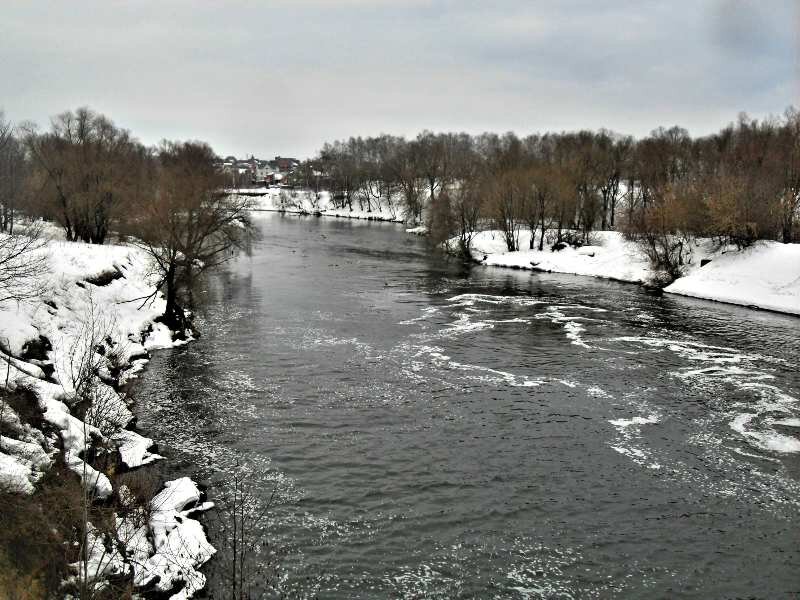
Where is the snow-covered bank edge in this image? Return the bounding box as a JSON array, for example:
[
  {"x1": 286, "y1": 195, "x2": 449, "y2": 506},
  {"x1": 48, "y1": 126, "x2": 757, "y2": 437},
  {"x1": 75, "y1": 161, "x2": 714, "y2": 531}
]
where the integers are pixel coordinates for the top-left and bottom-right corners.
[
  {"x1": 253, "y1": 205, "x2": 405, "y2": 223},
  {"x1": 233, "y1": 187, "x2": 410, "y2": 223},
  {"x1": 0, "y1": 232, "x2": 215, "y2": 598},
  {"x1": 456, "y1": 230, "x2": 800, "y2": 317}
]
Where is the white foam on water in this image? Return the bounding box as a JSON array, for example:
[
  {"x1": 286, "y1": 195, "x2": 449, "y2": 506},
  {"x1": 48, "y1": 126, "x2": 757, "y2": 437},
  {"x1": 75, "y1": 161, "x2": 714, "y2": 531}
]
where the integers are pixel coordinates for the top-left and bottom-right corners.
[
  {"x1": 682, "y1": 428, "x2": 800, "y2": 514},
  {"x1": 557, "y1": 379, "x2": 579, "y2": 388},
  {"x1": 613, "y1": 336, "x2": 758, "y2": 363},
  {"x1": 563, "y1": 321, "x2": 589, "y2": 348},
  {"x1": 426, "y1": 349, "x2": 545, "y2": 388},
  {"x1": 730, "y1": 413, "x2": 800, "y2": 454},
  {"x1": 611, "y1": 445, "x2": 647, "y2": 459},
  {"x1": 409, "y1": 293, "x2": 612, "y2": 352},
  {"x1": 551, "y1": 303, "x2": 608, "y2": 313},
  {"x1": 398, "y1": 305, "x2": 440, "y2": 325},
  {"x1": 501, "y1": 537, "x2": 668, "y2": 599},
  {"x1": 609, "y1": 415, "x2": 660, "y2": 429},
  {"x1": 485, "y1": 317, "x2": 531, "y2": 324},
  {"x1": 607, "y1": 413, "x2": 661, "y2": 469},
  {"x1": 677, "y1": 365, "x2": 776, "y2": 381},
  {"x1": 445, "y1": 313, "x2": 496, "y2": 336},
  {"x1": 586, "y1": 386, "x2": 611, "y2": 398},
  {"x1": 731, "y1": 446, "x2": 782, "y2": 464},
  {"x1": 615, "y1": 335, "x2": 800, "y2": 458},
  {"x1": 445, "y1": 293, "x2": 545, "y2": 309},
  {"x1": 532, "y1": 306, "x2": 608, "y2": 349}
]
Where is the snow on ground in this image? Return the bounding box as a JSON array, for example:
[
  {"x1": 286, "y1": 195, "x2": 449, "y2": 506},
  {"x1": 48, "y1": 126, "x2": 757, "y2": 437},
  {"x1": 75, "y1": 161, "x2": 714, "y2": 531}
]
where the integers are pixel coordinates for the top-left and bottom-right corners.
[
  {"x1": 0, "y1": 228, "x2": 211, "y2": 597},
  {"x1": 233, "y1": 187, "x2": 411, "y2": 223},
  {"x1": 135, "y1": 478, "x2": 216, "y2": 599},
  {"x1": 68, "y1": 478, "x2": 214, "y2": 597},
  {"x1": 0, "y1": 234, "x2": 178, "y2": 494},
  {"x1": 112, "y1": 429, "x2": 165, "y2": 468},
  {"x1": 664, "y1": 240, "x2": 800, "y2": 315},
  {"x1": 464, "y1": 230, "x2": 800, "y2": 316},
  {"x1": 468, "y1": 230, "x2": 651, "y2": 283},
  {"x1": 70, "y1": 522, "x2": 129, "y2": 592}
]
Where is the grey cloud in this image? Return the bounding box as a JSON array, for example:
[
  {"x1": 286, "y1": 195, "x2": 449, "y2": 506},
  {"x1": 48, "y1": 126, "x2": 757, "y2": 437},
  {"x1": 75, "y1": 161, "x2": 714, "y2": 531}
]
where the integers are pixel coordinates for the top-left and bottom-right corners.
[{"x1": 0, "y1": 0, "x2": 796, "y2": 157}]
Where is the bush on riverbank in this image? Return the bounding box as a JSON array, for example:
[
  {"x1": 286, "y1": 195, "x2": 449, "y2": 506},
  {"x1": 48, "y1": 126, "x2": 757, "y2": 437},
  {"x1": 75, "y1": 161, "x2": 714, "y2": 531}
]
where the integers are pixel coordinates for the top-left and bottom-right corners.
[{"x1": 0, "y1": 230, "x2": 216, "y2": 597}]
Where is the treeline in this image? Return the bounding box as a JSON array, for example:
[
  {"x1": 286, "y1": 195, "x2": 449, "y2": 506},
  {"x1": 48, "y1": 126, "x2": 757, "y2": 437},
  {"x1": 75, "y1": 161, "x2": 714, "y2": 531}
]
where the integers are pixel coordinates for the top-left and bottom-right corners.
[
  {"x1": 305, "y1": 110, "x2": 800, "y2": 279},
  {"x1": 0, "y1": 107, "x2": 253, "y2": 328}
]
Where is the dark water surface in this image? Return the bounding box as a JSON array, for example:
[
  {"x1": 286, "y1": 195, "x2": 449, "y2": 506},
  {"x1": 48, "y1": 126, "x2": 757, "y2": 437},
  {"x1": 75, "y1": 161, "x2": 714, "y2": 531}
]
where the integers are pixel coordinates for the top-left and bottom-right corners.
[{"x1": 136, "y1": 213, "x2": 800, "y2": 599}]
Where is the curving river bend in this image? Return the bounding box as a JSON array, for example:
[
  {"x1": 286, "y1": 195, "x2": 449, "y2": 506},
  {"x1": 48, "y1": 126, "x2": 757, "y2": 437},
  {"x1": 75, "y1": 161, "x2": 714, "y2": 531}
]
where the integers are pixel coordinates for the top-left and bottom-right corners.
[{"x1": 136, "y1": 213, "x2": 800, "y2": 599}]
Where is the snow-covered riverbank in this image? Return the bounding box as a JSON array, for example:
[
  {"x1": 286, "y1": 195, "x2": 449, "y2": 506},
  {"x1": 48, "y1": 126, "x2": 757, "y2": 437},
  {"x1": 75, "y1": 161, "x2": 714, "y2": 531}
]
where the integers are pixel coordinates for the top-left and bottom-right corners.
[
  {"x1": 463, "y1": 230, "x2": 800, "y2": 316},
  {"x1": 0, "y1": 232, "x2": 214, "y2": 597},
  {"x1": 232, "y1": 187, "x2": 410, "y2": 223}
]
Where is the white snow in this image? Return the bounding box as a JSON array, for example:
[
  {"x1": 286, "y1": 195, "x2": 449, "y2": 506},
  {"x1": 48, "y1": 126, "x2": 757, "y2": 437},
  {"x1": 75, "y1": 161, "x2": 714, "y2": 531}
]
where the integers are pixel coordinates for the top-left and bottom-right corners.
[
  {"x1": 236, "y1": 187, "x2": 411, "y2": 223},
  {"x1": 0, "y1": 232, "x2": 191, "y2": 496},
  {"x1": 0, "y1": 229, "x2": 211, "y2": 598},
  {"x1": 0, "y1": 450, "x2": 39, "y2": 494},
  {"x1": 468, "y1": 230, "x2": 651, "y2": 283},
  {"x1": 463, "y1": 230, "x2": 800, "y2": 316},
  {"x1": 136, "y1": 478, "x2": 216, "y2": 599},
  {"x1": 663, "y1": 240, "x2": 800, "y2": 315},
  {"x1": 112, "y1": 429, "x2": 164, "y2": 469},
  {"x1": 71, "y1": 522, "x2": 129, "y2": 591}
]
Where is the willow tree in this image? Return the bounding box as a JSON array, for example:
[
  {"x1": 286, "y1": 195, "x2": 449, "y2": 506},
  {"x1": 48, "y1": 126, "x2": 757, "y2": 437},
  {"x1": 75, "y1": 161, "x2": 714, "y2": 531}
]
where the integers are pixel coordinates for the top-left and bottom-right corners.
[
  {"x1": 134, "y1": 141, "x2": 254, "y2": 330},
  {"x1": 23, "y1": 108, "x2": 145, "y2": 244},
  {"x1": 0, "y1": 111, "x2": 27, "y2": 233}
]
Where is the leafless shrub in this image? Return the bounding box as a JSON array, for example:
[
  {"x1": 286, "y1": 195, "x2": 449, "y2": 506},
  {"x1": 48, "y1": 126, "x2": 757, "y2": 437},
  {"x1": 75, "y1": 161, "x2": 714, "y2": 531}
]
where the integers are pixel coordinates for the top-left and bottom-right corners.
[
  {"x1": 64, "y1": 296, "x2": 129, "y2": 440},
  {"x1": 0, "y1": 222, "x2": 47, "y2": 304},
  {"x1": 0, "y1": 455, "x2": 84, "y2": 599},
  {"x1": 208, "y1": 466, "x2": 281, "y2": 600}
]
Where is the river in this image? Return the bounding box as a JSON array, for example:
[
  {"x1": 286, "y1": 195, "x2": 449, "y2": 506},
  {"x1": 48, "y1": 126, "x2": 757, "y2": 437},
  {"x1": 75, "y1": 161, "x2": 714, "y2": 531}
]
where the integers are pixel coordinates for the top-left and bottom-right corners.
[{"x1": 135, "y1": 212, "x2": 800, "y2": 599}]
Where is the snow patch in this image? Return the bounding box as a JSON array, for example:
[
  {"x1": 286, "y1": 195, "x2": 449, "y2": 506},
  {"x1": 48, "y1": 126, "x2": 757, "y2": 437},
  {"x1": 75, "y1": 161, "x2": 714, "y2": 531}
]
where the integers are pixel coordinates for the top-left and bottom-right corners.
[
  {"x1": 464, "y1": 230, "x2": 800, "y2": 316},
  {"x1": 135, "y1": 478, "x2": 216, "y2": 598}
]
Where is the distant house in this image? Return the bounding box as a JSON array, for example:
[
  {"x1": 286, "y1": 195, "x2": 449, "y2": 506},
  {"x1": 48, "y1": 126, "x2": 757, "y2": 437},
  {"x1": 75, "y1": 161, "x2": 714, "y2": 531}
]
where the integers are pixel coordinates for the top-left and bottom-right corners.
[
  {"x1": 217, "y1": 153, "x2": 298, "y2": 187},
  {"x1": 273, "y1": 156, "x2": 299, "y2": 173},
  {"x1": 254, "y1": 160, "x2": 273, "y2": 182}
]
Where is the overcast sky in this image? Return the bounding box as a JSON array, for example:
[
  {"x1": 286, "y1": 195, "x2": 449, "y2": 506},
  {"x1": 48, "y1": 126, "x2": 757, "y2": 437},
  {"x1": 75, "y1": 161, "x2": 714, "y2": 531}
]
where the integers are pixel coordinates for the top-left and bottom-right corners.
[{"x1": 2, "y1": 0, "x2": 797, "y2": 158}]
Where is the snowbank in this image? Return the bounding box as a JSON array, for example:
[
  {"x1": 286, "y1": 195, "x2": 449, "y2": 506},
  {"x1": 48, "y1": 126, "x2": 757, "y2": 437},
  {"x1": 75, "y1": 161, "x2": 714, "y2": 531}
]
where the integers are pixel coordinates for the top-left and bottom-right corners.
[
  {"x1": 234, "y1": 187, "x2": 410, "y2": 223},
  {"x1": 0, "y1": 235, "x2": 179, "y2": 495},
  {"x1": 664, "y1": 241, "x2": 800, "y2": 315},
  {"x1": 464, "y1": 230, "x2": 800, "y2": 316},
  {"x1": 134, "y1": 478, "x2": 215, "y2": 599},
  {"x1": 468, "y1": 230, "x2": 651, "y2": 283},
  {"x1": 0, "y1": 230, "x2": 211, "y2": 598}
]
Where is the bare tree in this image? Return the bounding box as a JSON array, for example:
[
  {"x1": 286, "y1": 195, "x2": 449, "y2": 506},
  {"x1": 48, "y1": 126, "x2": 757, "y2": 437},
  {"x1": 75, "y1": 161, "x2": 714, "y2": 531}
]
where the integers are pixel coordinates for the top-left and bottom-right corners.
[
  {"x1": 486, "y1": 169, "x2": 525, "y2": 252},
  {"x1": 207, "y1": 465, "x2": 281, "y2": 600},
  {"x1": 777, "y1": 108, "x2": 800, "y2": 242},
  {"x1": 23, "y1": 107, "x2": 148, "y2": 244},
  {"x1": 0, "y1": 222, "x2": 47, "y2": 304},
  {"x1": 131, "y1": 141, "x2": 255, "y2": 330},
  {"x1": 0, "y1": 112, "x2": 27, "y2": 234}
]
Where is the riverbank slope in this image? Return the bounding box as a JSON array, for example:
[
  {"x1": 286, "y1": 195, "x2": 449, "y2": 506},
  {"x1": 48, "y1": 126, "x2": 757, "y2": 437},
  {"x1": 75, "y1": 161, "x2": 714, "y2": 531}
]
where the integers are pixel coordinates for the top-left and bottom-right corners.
[
  {"x1": 0, "y1": 230, "x2": 214, "y2": 597},
  {"x1": 232, "y1": 187, "x2": 410, "y2": 222},
  {"x1": 464, "y1": 230, "x2": 800, "y2": 315}
]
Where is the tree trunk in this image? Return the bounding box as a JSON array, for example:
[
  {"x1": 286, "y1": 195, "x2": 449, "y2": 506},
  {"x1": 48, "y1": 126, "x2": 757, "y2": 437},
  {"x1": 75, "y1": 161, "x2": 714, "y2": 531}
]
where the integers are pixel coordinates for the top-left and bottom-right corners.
[
  {"x1": 164, "y1": 262, "x2": 183, "y2": 331},
  {"x1": 601, "y1": 190, "x2": 609, "y2": 230}
]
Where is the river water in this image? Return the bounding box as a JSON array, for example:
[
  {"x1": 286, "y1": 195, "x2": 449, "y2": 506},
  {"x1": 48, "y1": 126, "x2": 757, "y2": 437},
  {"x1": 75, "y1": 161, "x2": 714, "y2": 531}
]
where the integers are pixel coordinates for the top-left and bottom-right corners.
[{"x1": 135, "y1": 212, "x2": 800, "y2": 599}]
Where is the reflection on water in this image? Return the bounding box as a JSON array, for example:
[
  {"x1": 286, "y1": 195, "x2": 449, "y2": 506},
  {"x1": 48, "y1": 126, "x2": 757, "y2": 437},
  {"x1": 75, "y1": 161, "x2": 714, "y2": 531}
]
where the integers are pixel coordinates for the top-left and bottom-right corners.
[{"x1": 135, "y1": 213, "x2": 800, "y2": 599}]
